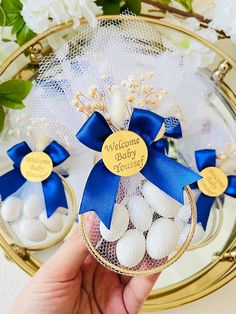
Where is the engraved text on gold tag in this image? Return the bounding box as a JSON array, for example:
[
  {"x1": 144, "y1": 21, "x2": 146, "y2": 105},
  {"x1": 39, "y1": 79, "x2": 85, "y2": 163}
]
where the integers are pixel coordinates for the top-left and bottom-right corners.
[
  {"x1": 102, "y1": 130, "x2": 148, "y2": 177},
  {"x1": 20, "y1": 152, "x2": 53, "y2": 182},
  {"x1": 197, "y1": 167, "x2": 228, "y2": 197}
]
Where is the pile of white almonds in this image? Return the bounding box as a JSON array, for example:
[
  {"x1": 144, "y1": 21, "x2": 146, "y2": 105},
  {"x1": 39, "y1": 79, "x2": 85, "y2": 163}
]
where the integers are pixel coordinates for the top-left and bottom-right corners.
[
  {"x1": 1, "y1": 195, "x2": 64, "y2": 243},
  {"x1": 99, "y1": 181, "x2": 205, "y2": 268}
]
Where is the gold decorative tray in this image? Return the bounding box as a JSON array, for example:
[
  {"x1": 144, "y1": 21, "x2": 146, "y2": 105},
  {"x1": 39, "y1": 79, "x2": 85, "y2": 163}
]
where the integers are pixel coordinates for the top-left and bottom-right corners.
[{"x1": 0, "y1": 16, "x2": 235, "y2": 312}]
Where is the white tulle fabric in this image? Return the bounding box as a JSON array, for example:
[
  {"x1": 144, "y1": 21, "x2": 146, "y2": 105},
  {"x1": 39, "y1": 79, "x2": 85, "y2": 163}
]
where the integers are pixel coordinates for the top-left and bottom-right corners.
[{"x1": 24, "y1": 14, "x2": 187, "y2": 154}]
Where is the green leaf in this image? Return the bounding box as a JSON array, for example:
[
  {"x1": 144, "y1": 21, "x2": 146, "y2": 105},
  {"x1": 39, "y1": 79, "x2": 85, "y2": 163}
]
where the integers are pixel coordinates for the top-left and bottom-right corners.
[
  {"x1": 0, "y1": 106, "x2": 5, "y2": 133},
  {"x1": 1, "y1": 0, "x2": 22, "y2": 12},
  {"x1": 102, "y1": 2, "x2": 121, "y2": 14},
  {"x1": 11, "y1": 16, "x2": 24, "y2": 34},
  {"x1": 0, "y1": 96, "x2": 25, "y2": 109},
  {"x1": 0, "y1": 5, "x2": 7, "y2": 25},
  {"x1": 175, "y1": 0, "x2": 193, "y2": 12},
  {"x1": 16, "y1": 24, "x2": 36, "y2": 45},
  {"x1": 125, "y1": 0, "x2": 141, "y2": 14},
  {"x1": 0, "y1": 80, "x2": 33, "y2": 100},
  {"x1": 0, "y1": 0, "x2": 22, "y2": 26}
]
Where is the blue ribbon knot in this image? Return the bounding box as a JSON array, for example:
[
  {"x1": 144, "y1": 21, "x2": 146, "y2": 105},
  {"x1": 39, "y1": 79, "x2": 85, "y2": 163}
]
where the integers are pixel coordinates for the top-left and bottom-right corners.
[
  {"x1": 77, "y1": 108, "x2": 201, "y2": 229},
  {"x1": 191, "y1": 149, "x2": 236, "y2": 230},
  {"x1": 0, "y1": 141, "x2": 70, "y2": 218}
]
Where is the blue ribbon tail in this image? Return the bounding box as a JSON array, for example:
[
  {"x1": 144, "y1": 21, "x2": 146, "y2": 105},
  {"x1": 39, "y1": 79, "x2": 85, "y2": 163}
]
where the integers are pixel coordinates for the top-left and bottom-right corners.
[
  {"x1": 195, "y1": 149, "x2": 216, "y2": 171},
  {"x1": 0, "y1": 168, "x2": 26, "y2": 201},
  {"x1": 44, "y1": 141, "x2": 70, "y2": 166},
  {"x1": 141, "y1": 148, "x2": 202, "y2": 204},
  {"x1": 225, "y1": 175, "x2": 236, "y2": 198},
  {"x1": 42, "y1": 172, "x2": 68, "y2": 218},
  {"x1": 79, "y1": 160, "x2": 120, "y2": 229},
  {"x1": 196, "y1": 193, "x2": 215, "y2": 230},
  {"x1": 129, "y1": 108, "x2": 164, "y2": 146},
  {"x1": 76, "y1": 111, "x2": 113, "y2": 152}
]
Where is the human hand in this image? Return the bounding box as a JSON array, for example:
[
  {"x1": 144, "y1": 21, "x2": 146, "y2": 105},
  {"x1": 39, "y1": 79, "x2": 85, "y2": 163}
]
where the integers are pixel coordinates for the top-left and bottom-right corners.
[{"x1": 10, "y1": 228, "x2": 160, "y2": 314}]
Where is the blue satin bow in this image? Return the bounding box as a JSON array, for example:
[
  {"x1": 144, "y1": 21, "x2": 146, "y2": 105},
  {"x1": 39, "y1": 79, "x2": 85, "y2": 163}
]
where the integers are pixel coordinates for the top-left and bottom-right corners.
[
  {"x1": 77, "y1": 108, "x2": 201, "y2": 229},
  {"x1": 0, "y1": 141, "x2": 70, "y2": 218},
  {"x1": 191, "y1": 149, "x2": 236, "y2": 230}
]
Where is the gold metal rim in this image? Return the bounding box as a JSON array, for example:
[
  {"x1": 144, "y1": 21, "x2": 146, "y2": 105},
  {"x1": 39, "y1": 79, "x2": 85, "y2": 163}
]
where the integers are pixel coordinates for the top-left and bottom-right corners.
[
  {"x1": 188, "y1": 197, "x2": 224, "y2": 250},
  {"x1": 0, "y1": 15, "x2": 236, "y2": 77},
  {"x1": 0, "y1": 15, "x2": 235, "y2": 311},
  {"x1": 80, "y1": 186, "x2": 196, "y2": 276}
]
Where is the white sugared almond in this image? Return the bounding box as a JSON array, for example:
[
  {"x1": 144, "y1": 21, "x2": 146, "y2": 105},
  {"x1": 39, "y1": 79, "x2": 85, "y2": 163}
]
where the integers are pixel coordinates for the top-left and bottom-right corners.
[
  {"x1": 1, "y1": 196, "x2": 22, "y2": 222},
  {"x1": 128, "y1": 196, "x2": 153, "y2": 232},
  {"x1": 177, "y1": 204, "x2": 191, "y2": 223},
  {"x1": 146, "y1": 218, "x2": 179, "y2": 259},
  {"x1": 174, "y1": 216, "x2": 186, "y2": 233},
  {"x1": 19, "y1": 219, "x2": 47, "y2": 242},
  {"x1": 100, "y1": 203, "x2": 129, "y2": 242},
  {"x1": 39, "y1": 211, "x2": 63, "y2": 233},
  {"x1": 116, "y1": 229, "x2": 145, "y2": 268},
  {"x1": 178, "y1": 223, "x2": 205, "y2": 246},
  {"x1": 143, "y1": 181, "x2": 182, "y2": 217},
  {"x1": 23, "y1": 194, "x2": 44, "y2": 219}
]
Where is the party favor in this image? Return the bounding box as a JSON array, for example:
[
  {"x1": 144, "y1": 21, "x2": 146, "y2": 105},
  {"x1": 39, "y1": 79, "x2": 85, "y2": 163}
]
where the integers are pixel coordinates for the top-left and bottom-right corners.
[
  {"x1": 0, "y1": 139, "x2": 76, "y2": 250},
  {"x1": 178, "y1": 149, "x2": 236, "y2": 249}
]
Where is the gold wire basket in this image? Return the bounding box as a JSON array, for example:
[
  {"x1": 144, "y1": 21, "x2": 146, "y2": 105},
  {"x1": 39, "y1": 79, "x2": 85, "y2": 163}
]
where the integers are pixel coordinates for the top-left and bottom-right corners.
[{"x1": 80, "y1": 186, "x2": 196, "y2": 276}]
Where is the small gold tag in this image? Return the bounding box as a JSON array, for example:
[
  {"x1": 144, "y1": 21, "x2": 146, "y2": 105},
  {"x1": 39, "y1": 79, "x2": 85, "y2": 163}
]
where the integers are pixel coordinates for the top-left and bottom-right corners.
[
  {"x1": 102, "y1": 130, "x2": 148, "y2": 177},
  {"x1": 20, "y1": 152, "x2": 53, "y2": 182},
  {"x1": 197, "y1": 167, "x2": 228, "y2": 197}
]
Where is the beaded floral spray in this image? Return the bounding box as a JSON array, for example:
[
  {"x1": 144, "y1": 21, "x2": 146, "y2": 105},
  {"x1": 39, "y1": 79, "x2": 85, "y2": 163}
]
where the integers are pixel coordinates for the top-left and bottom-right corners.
[{"x1": 73, "y1": 72, "x2": 168, "y2": 129}]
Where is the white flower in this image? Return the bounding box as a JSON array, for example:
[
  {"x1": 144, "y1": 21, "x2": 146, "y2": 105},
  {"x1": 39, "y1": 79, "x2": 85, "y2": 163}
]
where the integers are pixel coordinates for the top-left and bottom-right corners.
[
  {"x1": 192, "y1": 0, "x2": 215, "y2": 19},
  {"x1": 20, "y1": 0, "x2": 102, "y2": 34},
  {"x1": 65, "y1": 0, "x2": 103, "y2": 28},
  {"x1": 0, "y1": 26, "x2": 17, "y2": 42},
  {"x1": 20, "y1": 0, "x2": 69, "y2": 34},
  {"x1": 0, "y1": 41, "x2": 19, "y2": 65},
  {"x1": 162, "y1": 14, "x2": 218, "y2": 70},
  {"x1": 209, "y1": 0, "x2": 236, "y2": 43},
  {"x1": 0, "y1": 40, "x2": 28, "y2": 80}
]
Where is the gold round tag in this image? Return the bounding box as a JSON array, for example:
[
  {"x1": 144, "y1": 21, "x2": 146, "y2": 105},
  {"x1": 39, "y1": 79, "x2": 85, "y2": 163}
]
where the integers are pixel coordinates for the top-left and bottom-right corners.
[
  {"x1": 20, "y1": 152, "x2": 53, "y2": 183},
  {"x1": 197, "y1": 167, "x2": 228, "y2": 197},
  {"x1": 102, "y1": 130, "x2": 148, "y2": 177}
]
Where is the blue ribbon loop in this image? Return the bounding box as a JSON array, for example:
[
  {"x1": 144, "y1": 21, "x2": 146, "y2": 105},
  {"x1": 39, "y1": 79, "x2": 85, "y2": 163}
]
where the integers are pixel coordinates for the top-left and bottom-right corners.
[
  {"x1": 164, "y1": 118, "x2": 182, "y2": 139},
  {"x1": 192, "y1": 149, "x2": 236, "y2": 230},
  {"x1": 152, "y1": 117, "x2": 182, "y2": 154},
  {"x1": 77, "y1": 108, "x2": 201, "y2": 229},
  {"x1": 0, "y1": 141, "x2": 70, "y2": 218}
]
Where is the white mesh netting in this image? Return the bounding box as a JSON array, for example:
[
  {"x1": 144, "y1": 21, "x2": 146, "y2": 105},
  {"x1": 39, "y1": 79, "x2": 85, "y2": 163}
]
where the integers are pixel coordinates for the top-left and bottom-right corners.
[{"x1": 24, "y1": 14, "x2": 187, "y2": 154}]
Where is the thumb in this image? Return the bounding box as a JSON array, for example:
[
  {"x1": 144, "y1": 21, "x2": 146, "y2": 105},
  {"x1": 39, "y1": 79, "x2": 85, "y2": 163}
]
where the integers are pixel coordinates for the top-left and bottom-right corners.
[{"x1": 36, "y1": 227, "x2": 89, "y2": 281}]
